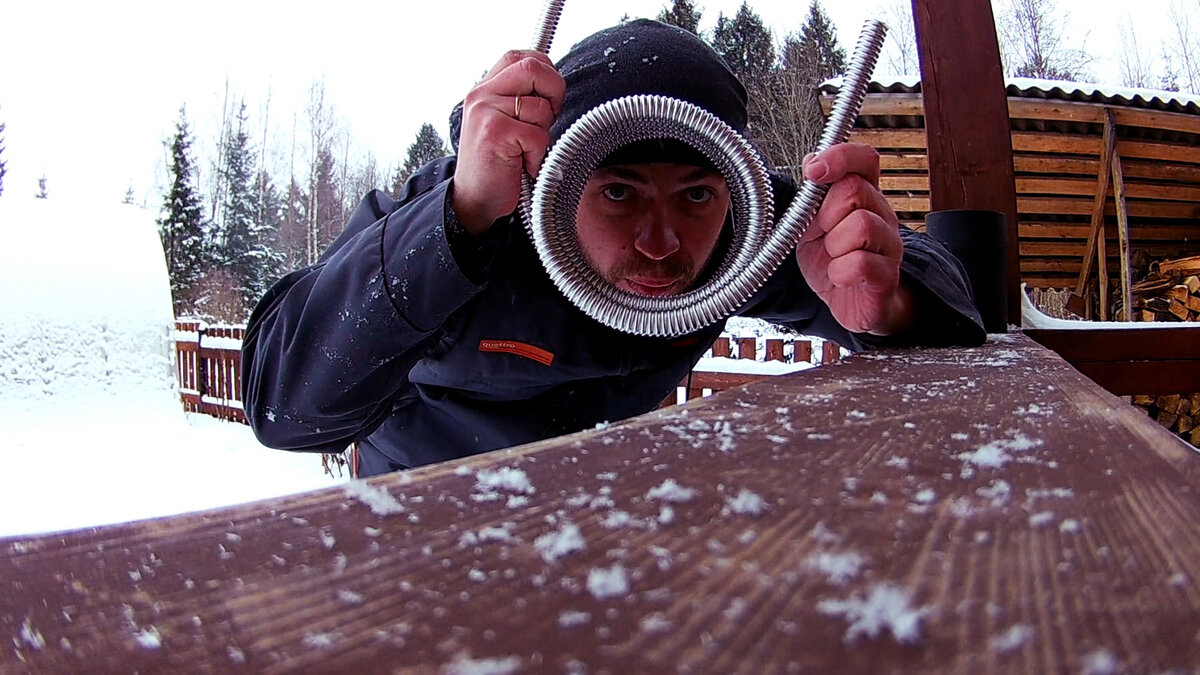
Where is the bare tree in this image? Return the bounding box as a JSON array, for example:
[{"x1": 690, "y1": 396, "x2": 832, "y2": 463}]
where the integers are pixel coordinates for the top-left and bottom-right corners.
[
  {"x1": 303, "y1": 80, "x2": 339, "y2": 265},
  {"x1": 997, "y1": 0, "x2": 1095, "y2": 81},
  {"x1": 1116, "y1": 15, "x2": 1156, "y2": 88},
  {"x1": 1166, "y1": 0, "x2": 1199, "y2": 92},
  {"x1": 879, "y1": 0, "x2": 919, "y2": 76}
]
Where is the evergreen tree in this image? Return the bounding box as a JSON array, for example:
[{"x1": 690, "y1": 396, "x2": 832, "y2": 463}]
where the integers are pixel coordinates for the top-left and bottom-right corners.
[
  {"x1": 755, "y1": 1, "x2": 847, "y2": 178},
  {"x1": 156, "y1": 106, "x2": 210, "y2": 315},
  {"x1": 709, "y1": 3, "x2": 777, "y2": 164},
  {"x1": 710, "y1": 3, "x2": 775, "y2": 90},
  {"x1": 656, "y1": 0, "x2": 702, "y2": 34},
  {"x1": 0, "y1": 116, "x2": 7, "y2": 198},
  {"x1": 279, "y1": 178, "x2": 309, "y2": 273},
  {"x1": 308, "y1": 144, "x2": 340, "y2": 261},
  {"x1": 391, "y1": 123, "x2": 448, "y2": 194},
  {"x1": 217, "y1": 101, "x2": 265, "y2": 316},
  {"x1": 248, "y1": 168, "x2": 286, "y2": 303},
  {"x1": 123, "y1": 185, "x2": 136, "y2": 205},
  {"x1": 795, "y1": 0, "x2": 846, "y2": 81}
]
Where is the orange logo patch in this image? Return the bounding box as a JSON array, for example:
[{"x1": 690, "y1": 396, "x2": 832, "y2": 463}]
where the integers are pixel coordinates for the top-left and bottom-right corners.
[{"x1": 479, "y1": 339, "x2": 555, "y2": 366}]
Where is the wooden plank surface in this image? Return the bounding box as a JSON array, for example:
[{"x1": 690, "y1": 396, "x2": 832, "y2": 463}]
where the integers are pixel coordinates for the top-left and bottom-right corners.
[
  {"x1": 3, "y1": 334, "x2": 1199, "y2": 673},
  {"x1": 1026, "y1": 325, "x2": 1200, "y2": 394}
]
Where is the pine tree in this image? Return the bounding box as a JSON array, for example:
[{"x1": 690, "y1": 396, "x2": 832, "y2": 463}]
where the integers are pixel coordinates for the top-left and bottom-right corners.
[
  {"x1": 36, "y1": 174, "x2": 48, "y2": 199},
  {"x1": 248, "y1": 169, "x2": 286, "y2": 303},
  {"x1": 391, "y1": 123, "x2": 448, "y2": 194},
  {"x1": 709, "y1": 3, "x2": 778, "y2": 165},
  {"x1": 278, "y1": 178, "x2": 309, "y2": 273},
  {"x1": 157, "y1": 106, "x2": 210, "y2": 315},
  {"x1": 795, "y1": 0, "x2": 846, "y2": 82},
  {"x1": 217, "y1": 101, "x2": 263, "y2": 317},
  {"x1": 656, "y1": 0, "x2": 702, "y2": 34},
  {"x1": 309, "y1": 145, "x2": 340, "y2": 260},
  {"x1": 710, "y1": 3, "x2": 775, "y2": 91},
  {"x1": 123, "y1": 185, "x2": 136, "y2": 205},
  {"x1": 754, "y1": 1, "x2": 847, "y2": 178},
  {"x1": 0, "y1": 116, "x2": 7, "y2": 198}
]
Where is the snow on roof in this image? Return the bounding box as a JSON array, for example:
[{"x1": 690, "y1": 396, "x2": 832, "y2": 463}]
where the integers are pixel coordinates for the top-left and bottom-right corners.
[{"x1": 822, "y1": 75, "x2": 1200, "y2": 113}]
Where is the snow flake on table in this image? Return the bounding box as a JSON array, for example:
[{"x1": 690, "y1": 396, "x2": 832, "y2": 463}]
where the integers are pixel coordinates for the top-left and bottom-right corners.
[
  {"x1": 443, "y1": 654, "x2": 522, "y2": 675},
  {"x1": 989, "y1": 623, "x2": 1033, "y2": 654},
  {"x1": 806, "y1": 551, "x2": 865, "y2": 585},
  {"x1": 534, "y1": 522, "x2": 585, "y2": 563},
  {"x1": 817, "y1": 583, "x2": 928, "y2": 644},
  {"x1": 473, "y1": 467, "x2": 535, "y2": 496},
  {"x1": 133, "y1": 627, "x2": 162, "y2": 650},
  {"x1": 1080, "y1": 649, "x2": 1120, "y2": 675},
  {"x1": 558, "y1": 610, "x2": 591, "y2": 629},
  {"x1": 587, "y1": 564, "x2": 630, "y2": 600},
  {"x1": 19, "y1": 617, "x2": 45, "y2": 650},
  {"x1": 343, "y1": 480, "x2": 405, "y2": 516},
  {"x1": 955, "y1": 433, "x2": 1043, "y2": 475},
  {"x1": 459, "y1": 524, "x2": 519, "y2": 548},
  {"x1": 723, "y1": 489, "x2": 768, "y2": 516},
  {"x1": 646, "y1": 478, "x2": 697, "y2": 503}
]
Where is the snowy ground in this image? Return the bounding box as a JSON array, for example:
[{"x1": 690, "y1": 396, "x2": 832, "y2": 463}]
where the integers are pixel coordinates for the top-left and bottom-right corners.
[
  {"x1": 0, "y1": 197, "x2": 343, "y2": 538},
  {"x1": 0, "y1": 197, "x2": 822, "y2": 539},
  {"x1": 0, "y1": 408, "x2": 346, "y2": 538}
]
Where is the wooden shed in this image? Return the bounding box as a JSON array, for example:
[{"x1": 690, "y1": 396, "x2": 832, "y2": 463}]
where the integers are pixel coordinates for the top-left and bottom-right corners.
[{"x1": 822, "y1": 78, "x2": 1200, "y2": 314}]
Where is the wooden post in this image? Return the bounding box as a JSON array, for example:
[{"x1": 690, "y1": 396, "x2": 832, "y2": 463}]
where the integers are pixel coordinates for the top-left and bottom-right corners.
[
  {"x1": 711, "y1": 337, "x2": 731, "y2": 358},
  {"x1": 822, "y1": 341, "x2": 842, "y2": 364},
  {"x1": 794, "y1": 339, "x2": 812, "y2": 365},
  {"x1": 766, "y1": 339, "x2": 785, "y2": 362},
  {"x1": 1098, "y1": 211, "x2": 1110, "y2": 321},
  {"x1": 912, "y1": 0, "x2": 1020, "y2": 326},
  {"x1": 737, "y1": 337, "x2": 756, "y2": 360},
  {"x1": 1111, "y1": 146, "x2": 1133, "y2": 322},
  {"x1": 1072, "y1": 110, "x2": 1117, "y2": 317}
]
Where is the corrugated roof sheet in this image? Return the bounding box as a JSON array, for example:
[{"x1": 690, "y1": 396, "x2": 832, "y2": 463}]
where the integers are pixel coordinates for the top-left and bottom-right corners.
[{"x1": 820, "y1": 76, "x2": 1200, "y2": 143}]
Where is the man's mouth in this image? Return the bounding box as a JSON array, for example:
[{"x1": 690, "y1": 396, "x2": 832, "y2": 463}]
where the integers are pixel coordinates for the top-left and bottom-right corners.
[{"x1": 625, "y1": 276, "x2": 681, "y2": 296}]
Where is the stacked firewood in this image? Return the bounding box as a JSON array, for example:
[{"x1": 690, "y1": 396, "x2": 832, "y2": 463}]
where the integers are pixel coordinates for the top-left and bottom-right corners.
[
  {"x1": 1130, "y1": 255, "x2": 1200, "y2": 322},
  {"x1": 1132, "y1": 394, "x2": 1200, "y2": 447},
  {"x1": 1125, "y1": 254, "x2": 1200, "y2": 448}
]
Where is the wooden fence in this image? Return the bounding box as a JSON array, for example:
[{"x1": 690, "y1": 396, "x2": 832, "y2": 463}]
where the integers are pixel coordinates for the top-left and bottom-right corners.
[
  {"x1": 173, "y1": 321, "x2": 247, "y2": 424},
  {"x1": 171, "y1": 321, "x2": 842, "y2": 422}
]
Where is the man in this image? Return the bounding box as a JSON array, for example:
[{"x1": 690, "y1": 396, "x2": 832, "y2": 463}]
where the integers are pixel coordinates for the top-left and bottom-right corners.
[{"x1": 242, "y1": 20, "x2": 984, "y2": 477}]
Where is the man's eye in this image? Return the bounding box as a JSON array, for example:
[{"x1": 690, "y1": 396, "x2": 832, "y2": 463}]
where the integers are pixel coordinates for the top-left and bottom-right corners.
[
  {"x1": 601, "y1": 184, "x2": 633, "y2": 201},
  {"x1": 685, "y1": 186, "x2": 714, "y2": 203}
]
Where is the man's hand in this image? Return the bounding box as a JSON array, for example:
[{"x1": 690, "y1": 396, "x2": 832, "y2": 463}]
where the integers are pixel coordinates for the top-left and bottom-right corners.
[
  {"x1": 452, "y1": 50, "x2": 566, "y2": 235},
  {"x1": 796, "y1": 143, "x2": 916, "y2": 336}
]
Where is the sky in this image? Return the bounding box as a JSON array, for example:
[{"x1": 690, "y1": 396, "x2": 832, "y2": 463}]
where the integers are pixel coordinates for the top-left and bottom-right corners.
[{"x1": 0, "y1": 0, "x2": 1186, "y2": 210}]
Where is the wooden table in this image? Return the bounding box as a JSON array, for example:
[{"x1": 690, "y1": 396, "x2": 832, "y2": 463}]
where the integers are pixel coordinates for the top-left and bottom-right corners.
[{"x1": 4, "y1": 333, "x2": 1198, "y2": 673}]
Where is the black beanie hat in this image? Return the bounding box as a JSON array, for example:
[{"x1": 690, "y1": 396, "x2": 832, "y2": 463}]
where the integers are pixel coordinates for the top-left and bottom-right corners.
[
  {"x1": 551, "y1": 19, "x2": 748, "y2": 142},
  {"x1": 449, "y1": 19, "x2": 748, "y2": 157}
]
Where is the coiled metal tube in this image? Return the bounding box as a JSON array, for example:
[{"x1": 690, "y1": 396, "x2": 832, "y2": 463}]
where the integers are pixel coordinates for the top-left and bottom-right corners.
[
  {"x1": 530, "y1": 0, "x2": 565, "y2": 53},
  {"x1": 520, "y1": 14, "x2": 887, "y2": 337}
]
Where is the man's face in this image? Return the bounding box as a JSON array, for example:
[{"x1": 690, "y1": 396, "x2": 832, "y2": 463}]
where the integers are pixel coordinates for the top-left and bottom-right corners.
[{"x1": 575, "y1": 163, "x2": 731, "y2": 297}]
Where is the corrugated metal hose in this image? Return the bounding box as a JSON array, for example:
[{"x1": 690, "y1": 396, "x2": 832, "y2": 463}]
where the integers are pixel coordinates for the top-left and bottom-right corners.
[{"x1": 519, "y1": 0, "x2": 887, "y2": 337}]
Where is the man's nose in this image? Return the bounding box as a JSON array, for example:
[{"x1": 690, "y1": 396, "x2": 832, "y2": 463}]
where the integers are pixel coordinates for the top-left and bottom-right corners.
[{"x1": 633, "y1": 205, "x2": 680, "y2": 261}]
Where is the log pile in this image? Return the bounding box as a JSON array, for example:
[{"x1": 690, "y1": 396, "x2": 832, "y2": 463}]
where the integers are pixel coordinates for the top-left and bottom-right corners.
[
  {"x1": 1124, "y1": 255, "x2": 1200, "y2": 448},
  {"x1": 1130, "y1": 255, "x2": 1200, "y2": 322},
  {"x1": 1132, "y1": 393, "x2": 1200, "y2": 447}
]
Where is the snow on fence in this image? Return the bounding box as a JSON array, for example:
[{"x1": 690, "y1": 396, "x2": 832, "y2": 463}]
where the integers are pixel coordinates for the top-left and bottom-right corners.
[{"x1": 170, "y1": 321, "x2": 843, "y2": 422}]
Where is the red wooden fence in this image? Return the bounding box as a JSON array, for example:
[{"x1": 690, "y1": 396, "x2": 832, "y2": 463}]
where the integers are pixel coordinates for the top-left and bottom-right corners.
[
  {"x1": 171, "y1": 321, "x2": 842, "y2": 421},
  {"x1": 174, "y1": 321, "x2": 247, "y2": 424}
]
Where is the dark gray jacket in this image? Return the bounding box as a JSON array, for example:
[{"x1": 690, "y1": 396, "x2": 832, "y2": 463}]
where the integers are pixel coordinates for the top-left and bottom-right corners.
[{"x1": 241, "y1": 157, "x2": 984, "y2": 476}]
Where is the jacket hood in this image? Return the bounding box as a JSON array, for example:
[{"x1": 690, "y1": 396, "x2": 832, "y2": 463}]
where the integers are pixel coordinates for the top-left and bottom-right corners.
[{"x1": 450, "y1": 19, "x2": 747, "y2": 153}]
